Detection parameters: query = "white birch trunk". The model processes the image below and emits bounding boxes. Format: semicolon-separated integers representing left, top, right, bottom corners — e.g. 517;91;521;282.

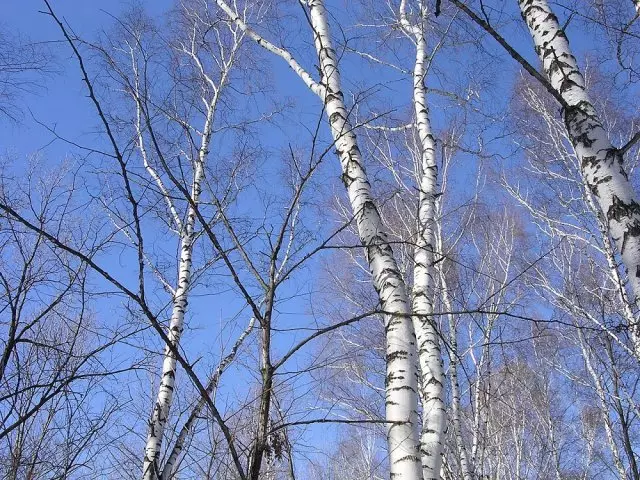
433;211;474;480
141;105;213;480
409;26;446;480
441;287;473;480
215;1;422;476
584;185;638;345
519;0;640;352
306;2;422;477
576;329;627;480
160;317;255;479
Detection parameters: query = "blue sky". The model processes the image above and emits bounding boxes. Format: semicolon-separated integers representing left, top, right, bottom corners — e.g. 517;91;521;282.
0;2;354;471
3;0;633;477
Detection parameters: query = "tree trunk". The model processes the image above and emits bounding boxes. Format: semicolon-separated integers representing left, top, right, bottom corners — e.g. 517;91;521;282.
247;304;274;480
409;27;446;480
577;329;627;479
160;317;255;479
605;338;640;480
214;0;422;475
519;0;640;351
307;1;422;477
142;105;213;480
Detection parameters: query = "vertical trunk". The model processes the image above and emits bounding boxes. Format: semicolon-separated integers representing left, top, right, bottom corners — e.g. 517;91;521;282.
471;315;493;474
442;307;473;478
142;106;213;480
307;1;422;477
410;29;446;480
547;412;562;480
443;303;472;480
161;317;255;479
605;338;640;480
247;305;274;480
519;0;640;352
583;186;640;361
434;215;473;480
577;329;627;479
215;1;422;475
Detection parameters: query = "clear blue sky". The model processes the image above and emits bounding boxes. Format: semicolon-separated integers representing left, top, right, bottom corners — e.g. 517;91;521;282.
3;1;623;477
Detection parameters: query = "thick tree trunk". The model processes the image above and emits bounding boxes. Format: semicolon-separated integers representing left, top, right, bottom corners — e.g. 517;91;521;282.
519;0;640;350
307;1;422;477
141;107;213;480
410;31;446;480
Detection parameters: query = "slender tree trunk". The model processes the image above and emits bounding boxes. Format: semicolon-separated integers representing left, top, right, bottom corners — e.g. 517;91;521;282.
410;29;446;480
306;1;422;477
473;312;494;465
142;105;213;480
443;296;472;480
160;318;255;479
247;301;275;480
518;0;640;352
215;1;422;476
577;329;627;479
605;338;640;480
434;213;473;480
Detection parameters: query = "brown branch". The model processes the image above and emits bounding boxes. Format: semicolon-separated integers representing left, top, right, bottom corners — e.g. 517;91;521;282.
620;130;640;156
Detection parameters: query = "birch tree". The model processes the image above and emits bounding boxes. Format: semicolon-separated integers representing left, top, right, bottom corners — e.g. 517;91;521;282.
518;0;640;351
4;1;640;479
214;1;423;477
7;4;253;477
2;2;424;477
125;10;246;478
504;69;640;478
444;0;640;356
505;71;640;354
398;3;446;477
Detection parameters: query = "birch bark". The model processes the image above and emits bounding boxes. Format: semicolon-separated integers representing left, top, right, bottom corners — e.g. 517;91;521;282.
440;275;473;480
519;0;640;352
399;3;446;478
141;102;213;480
213;1;422;476
306;2;422;476
160;317;255;479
